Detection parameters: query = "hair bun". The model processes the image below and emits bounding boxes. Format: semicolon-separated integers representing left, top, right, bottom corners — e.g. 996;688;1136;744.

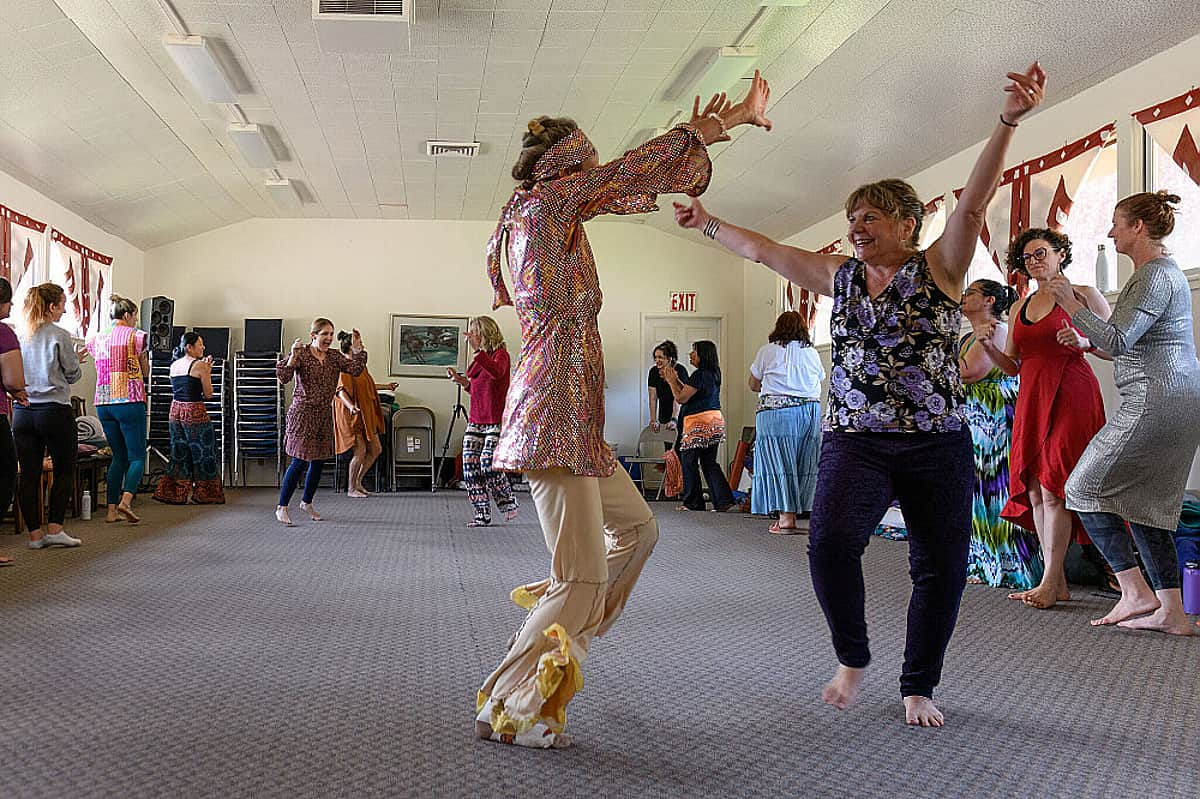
1157;190;1182;205
527;118;545;136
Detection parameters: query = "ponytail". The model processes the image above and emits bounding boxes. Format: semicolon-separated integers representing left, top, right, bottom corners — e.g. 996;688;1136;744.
23;282;65;332
173;331;201;360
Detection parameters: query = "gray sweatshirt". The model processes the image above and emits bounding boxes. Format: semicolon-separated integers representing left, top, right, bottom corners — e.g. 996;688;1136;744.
21;322;83;405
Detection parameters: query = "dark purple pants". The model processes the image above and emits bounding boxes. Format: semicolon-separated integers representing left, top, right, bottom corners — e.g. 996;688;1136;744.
808;430;973;698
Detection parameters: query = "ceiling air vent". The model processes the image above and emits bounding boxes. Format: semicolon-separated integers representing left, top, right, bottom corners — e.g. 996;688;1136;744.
426;141;480;158
312;0;410;53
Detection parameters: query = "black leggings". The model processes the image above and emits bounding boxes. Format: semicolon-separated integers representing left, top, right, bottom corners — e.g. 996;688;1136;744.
13;403;77;529
1077;511;1181;591
679;443;734;511
808;430;974;699
0;415;17;521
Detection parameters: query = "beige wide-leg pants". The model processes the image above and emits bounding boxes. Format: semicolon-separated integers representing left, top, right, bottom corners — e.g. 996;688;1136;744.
477;465;659;735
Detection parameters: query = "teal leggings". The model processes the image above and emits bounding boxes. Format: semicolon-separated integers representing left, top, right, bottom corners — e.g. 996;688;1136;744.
98;402;147;505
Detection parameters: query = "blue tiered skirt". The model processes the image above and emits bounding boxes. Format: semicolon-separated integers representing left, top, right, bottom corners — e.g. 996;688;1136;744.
751;401;821;515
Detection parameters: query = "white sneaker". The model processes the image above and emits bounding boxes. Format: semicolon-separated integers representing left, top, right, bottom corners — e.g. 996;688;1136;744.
31;531;82;548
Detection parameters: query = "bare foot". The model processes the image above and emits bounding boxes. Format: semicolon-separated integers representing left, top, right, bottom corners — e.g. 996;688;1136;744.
347;490;368;498
299;502;323;521
1117;608;1195;636
505;508;519;522
117;503;140;524
1006;589;1031;601
904;696;945;727
1091;594;1160;626
822;664;866;710
275;507;296;527
106;506;121;523
1020;583;1070;609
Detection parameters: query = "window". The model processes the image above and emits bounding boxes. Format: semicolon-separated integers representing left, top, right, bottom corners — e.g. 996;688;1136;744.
1061;143;1118;288
1147;130;1200;273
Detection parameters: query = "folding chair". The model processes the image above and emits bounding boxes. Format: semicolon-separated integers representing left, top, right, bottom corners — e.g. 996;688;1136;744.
622;425;678;499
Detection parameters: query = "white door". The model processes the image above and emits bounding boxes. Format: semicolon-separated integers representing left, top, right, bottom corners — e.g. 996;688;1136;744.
640;314;727;461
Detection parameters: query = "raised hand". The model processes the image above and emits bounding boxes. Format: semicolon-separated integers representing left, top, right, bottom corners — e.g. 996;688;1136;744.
1002;61;1046;125
970;315;997;343
291;338;305;354
672;197;709;230
731;69;772;131
350;328;363;351
690;92;730;127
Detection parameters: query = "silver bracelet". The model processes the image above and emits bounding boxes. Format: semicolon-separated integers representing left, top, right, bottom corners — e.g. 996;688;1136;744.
704;111;729;141
703;217;722;239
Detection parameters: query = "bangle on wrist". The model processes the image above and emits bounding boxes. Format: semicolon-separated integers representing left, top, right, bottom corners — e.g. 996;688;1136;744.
704;111;729;141
703;217;722;239
999;113;1018;128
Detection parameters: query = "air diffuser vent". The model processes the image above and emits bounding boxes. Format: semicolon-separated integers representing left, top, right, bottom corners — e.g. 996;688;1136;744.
316;0;407;17
426;141;480;158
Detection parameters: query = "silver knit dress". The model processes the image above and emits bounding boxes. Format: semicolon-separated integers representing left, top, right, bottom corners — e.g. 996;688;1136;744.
1065;257;1200;530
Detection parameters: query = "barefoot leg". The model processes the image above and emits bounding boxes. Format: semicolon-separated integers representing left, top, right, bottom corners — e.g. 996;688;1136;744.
1020;484;1072;609
821;664;866;711
904;695;945;727
1117;588;1195;636
1091;567;1159;626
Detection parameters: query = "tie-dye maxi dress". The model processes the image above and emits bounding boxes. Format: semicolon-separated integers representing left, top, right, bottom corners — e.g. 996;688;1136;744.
960;335;1042;589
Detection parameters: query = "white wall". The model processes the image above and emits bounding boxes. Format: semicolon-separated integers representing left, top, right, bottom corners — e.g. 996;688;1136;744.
0;166;145;405
744;33;1200;488
144;216;745;480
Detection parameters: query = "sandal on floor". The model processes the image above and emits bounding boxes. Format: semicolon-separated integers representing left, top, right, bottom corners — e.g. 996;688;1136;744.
768;522;802;535
467;519;491;528
117;504;140;524
0;555;14;567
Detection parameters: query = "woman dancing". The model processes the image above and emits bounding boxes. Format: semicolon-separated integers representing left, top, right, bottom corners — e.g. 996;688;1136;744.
153;332;225;505
674;64;1046;726
275;319;365;526
1052;191;1200;635
475;75;773;748
958;279;1040;590
332;330;394;498
975;228;1109;609
447;315;518;527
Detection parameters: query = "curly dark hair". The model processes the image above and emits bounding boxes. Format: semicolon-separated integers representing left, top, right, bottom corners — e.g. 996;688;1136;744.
653;340;678;362
511;116;579;188
1006;227;1073;277
767;311;811;346
337;329;353;354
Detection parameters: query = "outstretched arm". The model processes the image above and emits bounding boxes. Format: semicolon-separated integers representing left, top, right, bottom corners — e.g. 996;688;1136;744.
674;198;843;296
928;63;1046;290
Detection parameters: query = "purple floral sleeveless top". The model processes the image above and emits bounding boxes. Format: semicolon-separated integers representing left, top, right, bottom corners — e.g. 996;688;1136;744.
826;251;965;433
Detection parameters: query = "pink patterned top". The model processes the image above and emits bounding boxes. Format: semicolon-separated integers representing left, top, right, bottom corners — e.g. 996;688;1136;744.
87;323;148;405
487;124;712;476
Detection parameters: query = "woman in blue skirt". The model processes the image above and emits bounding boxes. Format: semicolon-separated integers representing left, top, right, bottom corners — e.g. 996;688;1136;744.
749;311;825;533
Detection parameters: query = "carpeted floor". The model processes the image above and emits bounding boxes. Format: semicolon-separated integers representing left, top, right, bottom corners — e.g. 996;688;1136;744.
1;489;1195;799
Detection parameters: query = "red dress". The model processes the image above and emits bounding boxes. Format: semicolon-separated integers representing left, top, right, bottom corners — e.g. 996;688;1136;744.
1001;301;1105;543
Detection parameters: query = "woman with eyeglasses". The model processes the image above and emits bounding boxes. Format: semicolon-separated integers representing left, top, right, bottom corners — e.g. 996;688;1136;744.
958;279;1040;591
972;228;1110;610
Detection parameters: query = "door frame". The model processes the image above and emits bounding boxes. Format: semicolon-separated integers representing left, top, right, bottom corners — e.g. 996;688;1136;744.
639;311;728;436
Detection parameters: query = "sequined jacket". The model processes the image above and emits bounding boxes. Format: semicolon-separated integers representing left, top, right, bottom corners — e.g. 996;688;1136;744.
487;124;712;476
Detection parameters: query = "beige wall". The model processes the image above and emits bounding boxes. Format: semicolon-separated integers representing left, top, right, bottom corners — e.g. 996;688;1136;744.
0;165;145;406
741;33;1200;488
143;216;745;478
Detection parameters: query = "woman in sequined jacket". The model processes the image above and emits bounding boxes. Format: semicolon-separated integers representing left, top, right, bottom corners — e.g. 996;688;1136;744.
474;74;774;749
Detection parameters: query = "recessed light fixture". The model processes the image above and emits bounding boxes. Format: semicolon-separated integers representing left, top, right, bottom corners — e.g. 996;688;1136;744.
162;34;238;103
227;123;276;168
265;178;302;209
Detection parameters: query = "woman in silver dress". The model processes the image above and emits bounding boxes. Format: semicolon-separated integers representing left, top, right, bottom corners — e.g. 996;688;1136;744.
1049;190;1200;635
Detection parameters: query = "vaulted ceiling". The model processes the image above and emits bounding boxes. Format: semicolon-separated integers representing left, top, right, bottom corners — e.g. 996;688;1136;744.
0;0;1197;250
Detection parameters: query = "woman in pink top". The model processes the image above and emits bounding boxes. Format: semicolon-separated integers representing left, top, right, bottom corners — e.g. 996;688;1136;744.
448;315;517;528
474;75;773;749
86;295;149;524
0;277;27;566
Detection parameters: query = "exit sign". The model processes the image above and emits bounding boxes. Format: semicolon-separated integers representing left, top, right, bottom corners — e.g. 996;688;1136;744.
670;291;697;312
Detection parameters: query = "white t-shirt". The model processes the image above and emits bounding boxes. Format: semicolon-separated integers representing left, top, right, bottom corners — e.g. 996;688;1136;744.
750;341;824;398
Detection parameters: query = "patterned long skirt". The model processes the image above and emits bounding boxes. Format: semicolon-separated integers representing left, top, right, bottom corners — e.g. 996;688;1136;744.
964;374;1040;589
154;401;225;505
462;422;517;525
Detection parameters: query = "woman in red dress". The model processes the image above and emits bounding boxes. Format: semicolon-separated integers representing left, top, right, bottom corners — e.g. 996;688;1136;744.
973;228;1109;609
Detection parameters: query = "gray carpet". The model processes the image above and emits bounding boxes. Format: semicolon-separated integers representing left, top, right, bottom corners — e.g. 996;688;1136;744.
1;489;1196;799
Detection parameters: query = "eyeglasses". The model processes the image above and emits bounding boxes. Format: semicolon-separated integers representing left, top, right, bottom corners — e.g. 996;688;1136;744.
962;287;982;297
1019;247;1058;264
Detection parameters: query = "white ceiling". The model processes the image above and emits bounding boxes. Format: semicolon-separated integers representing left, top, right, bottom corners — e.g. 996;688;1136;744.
0;0;1197;250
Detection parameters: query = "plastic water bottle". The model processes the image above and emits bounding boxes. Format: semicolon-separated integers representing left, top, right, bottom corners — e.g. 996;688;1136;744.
1184;561;1200;616
1094;244;1111;294
81;490;92;521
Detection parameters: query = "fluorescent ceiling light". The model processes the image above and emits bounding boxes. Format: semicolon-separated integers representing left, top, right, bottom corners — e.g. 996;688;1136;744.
265;178;302;209
669;46;759;103
163;34;237;103
760;1;813;6
228;123;276;168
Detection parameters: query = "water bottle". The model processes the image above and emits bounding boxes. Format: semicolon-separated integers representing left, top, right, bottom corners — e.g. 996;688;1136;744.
81;490;92;521
1184;561;1200;616
1094;244;1111;294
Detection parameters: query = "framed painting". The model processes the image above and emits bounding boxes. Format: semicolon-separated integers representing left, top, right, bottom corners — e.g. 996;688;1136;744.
390;314;469;378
